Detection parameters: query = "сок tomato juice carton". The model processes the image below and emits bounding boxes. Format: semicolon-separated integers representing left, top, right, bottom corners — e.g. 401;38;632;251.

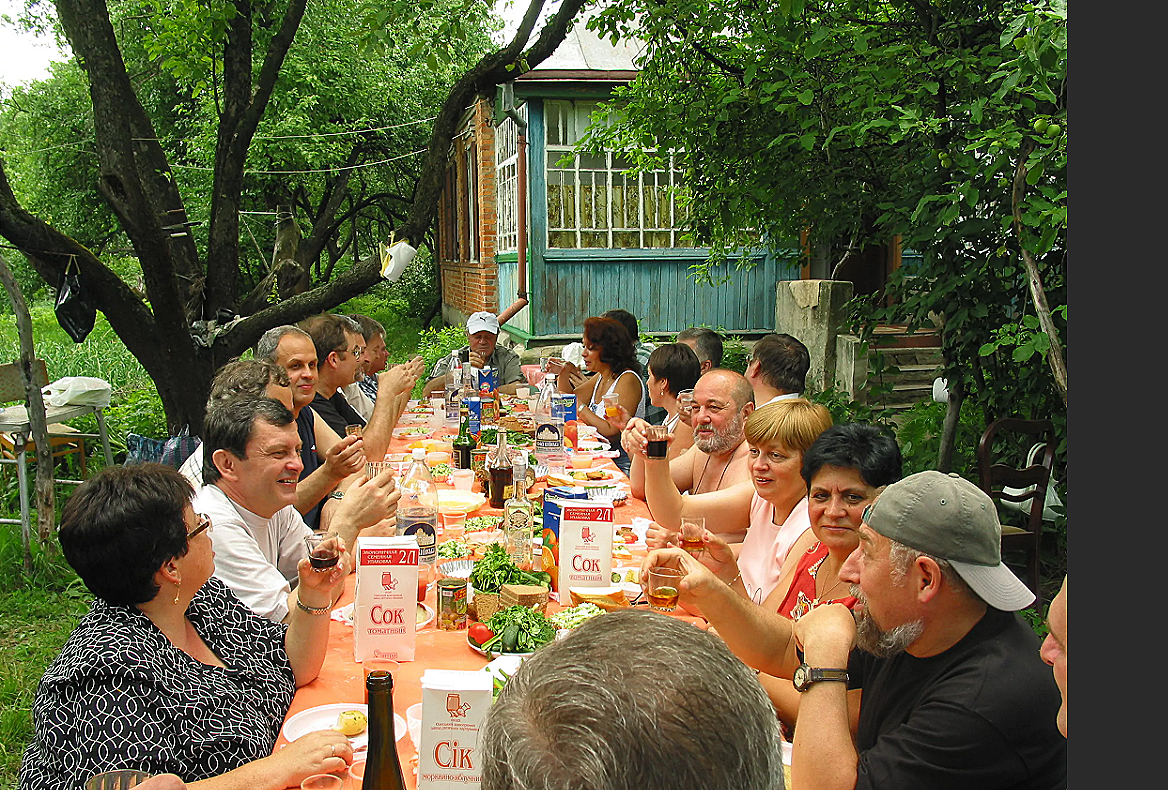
354;535;419;662
418;669;493;789
555;500;614;595
541;487;589;595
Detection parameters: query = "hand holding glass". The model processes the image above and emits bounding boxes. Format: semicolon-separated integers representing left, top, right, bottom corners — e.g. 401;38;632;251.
645;425;670;459
679;517;705;558
304;531;341;572
647;566;685;612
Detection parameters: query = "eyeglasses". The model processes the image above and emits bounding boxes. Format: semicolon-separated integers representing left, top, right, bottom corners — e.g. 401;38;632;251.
862;504;874;524
334;346;365;359
187;513;212;540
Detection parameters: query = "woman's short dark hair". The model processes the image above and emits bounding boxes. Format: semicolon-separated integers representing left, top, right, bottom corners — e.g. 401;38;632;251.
59;464;193;606
648;343;702;397
800;423;903;489
583;316;636;374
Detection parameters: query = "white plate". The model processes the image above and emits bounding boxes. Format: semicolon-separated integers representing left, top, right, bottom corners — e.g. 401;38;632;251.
417;602;434;629
281;704;405;750
392;426;432;438
434;490;487;513
547;469;622;487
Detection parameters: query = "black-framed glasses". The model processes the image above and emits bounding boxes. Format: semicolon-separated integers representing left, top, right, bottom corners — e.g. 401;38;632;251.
187;513;212;540
862;504;875;524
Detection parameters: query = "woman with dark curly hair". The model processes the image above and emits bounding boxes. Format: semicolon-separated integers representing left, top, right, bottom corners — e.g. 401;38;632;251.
557;316;645;472
20;464;353;790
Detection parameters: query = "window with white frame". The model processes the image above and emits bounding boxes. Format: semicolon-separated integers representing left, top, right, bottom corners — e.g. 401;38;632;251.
544;99;692;249
495;106;525;254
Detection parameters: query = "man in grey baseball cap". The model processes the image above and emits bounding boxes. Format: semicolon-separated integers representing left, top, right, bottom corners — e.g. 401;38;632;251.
421;311;525;398
644;469;1066;789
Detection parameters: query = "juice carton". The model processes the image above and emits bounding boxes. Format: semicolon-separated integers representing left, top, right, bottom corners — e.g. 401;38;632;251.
417;669;493;789
354;536;419;662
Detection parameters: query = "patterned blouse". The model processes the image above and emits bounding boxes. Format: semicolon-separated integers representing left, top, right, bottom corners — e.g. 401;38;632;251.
19;577;295;789
774;541;858;621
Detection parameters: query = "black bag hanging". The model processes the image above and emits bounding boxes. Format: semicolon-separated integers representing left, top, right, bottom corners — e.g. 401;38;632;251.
54;257;96;342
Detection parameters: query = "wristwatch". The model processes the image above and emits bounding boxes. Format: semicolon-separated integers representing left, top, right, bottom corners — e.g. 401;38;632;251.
792;663;849;692
327;490;345;500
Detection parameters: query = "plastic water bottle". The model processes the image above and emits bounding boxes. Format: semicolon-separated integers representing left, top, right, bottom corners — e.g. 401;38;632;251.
533;374;563;466
398;448;437;587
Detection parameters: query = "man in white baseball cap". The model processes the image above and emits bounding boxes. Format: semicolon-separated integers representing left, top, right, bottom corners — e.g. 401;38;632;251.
422;311;525;397
645;469;1066;790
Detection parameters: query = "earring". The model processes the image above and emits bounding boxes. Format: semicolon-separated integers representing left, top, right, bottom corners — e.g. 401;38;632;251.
173;583;181;605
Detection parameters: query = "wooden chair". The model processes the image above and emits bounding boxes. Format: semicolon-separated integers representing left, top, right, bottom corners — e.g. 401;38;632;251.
0;360;115;538
976;417;1056;609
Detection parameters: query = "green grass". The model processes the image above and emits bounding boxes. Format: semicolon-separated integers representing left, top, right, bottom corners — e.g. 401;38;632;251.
0;528;90;788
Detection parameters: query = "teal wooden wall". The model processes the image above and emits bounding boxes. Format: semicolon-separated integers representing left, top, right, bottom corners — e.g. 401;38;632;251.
499;96;802;340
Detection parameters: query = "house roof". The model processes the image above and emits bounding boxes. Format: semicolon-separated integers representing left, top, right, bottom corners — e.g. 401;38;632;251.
519;18;642;81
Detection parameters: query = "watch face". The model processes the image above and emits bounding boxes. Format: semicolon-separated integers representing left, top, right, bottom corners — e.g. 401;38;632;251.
793;664;808;689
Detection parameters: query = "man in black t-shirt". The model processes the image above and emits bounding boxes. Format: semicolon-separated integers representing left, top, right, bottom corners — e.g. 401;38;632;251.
646;470;1067;790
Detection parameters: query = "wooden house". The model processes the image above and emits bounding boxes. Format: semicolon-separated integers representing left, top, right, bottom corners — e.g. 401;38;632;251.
434;22;913;344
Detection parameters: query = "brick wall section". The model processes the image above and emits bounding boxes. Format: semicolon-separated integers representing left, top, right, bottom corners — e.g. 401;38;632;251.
437;97;501;317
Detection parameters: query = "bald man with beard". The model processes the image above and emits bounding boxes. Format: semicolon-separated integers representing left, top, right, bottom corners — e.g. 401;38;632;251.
623;369;756;543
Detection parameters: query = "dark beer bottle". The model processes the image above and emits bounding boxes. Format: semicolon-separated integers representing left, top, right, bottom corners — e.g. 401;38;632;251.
365;670;407;790
452;407;476;470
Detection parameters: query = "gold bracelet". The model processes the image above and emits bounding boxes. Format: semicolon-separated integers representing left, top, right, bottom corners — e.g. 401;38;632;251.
296;596;331;616
728;570;743;588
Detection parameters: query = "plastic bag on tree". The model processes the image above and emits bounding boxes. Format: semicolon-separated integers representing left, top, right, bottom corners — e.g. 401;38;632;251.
54;258;96;342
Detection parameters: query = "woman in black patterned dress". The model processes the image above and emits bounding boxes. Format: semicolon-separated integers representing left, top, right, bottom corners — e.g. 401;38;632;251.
20;464;353;790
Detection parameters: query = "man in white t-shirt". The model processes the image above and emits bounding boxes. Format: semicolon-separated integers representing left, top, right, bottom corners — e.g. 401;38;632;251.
194;397;398;622
747;333;810;407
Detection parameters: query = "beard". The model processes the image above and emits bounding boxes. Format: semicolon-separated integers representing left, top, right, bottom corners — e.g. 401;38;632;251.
694;409;745;455
851;585;924;657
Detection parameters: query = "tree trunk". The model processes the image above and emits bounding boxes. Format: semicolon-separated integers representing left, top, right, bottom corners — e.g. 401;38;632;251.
0;253;56;567
1012;143;1068;407
936;375;963;473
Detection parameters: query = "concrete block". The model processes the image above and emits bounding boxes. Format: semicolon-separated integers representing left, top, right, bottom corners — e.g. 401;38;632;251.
775;279;854;392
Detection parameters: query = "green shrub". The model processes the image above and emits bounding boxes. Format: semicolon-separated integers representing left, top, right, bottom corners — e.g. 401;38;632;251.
410;324;467;398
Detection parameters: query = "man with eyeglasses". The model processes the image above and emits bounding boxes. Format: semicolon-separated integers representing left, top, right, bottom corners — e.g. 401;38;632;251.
623;369;756;542
300;313;424;465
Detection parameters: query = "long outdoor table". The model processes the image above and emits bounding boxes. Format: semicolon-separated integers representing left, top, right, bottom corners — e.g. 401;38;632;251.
275;423;680;788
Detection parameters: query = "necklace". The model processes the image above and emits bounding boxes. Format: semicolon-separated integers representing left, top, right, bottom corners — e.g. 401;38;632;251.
694;452;732;494
813;556;849;603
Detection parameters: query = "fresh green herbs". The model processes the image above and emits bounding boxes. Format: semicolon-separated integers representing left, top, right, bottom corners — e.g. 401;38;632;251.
480;605;556;653
468;544;550;593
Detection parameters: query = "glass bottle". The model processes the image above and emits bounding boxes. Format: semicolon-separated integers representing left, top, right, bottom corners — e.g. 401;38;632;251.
487;429;514;509
503;459;534;570
452;406;476;470
533;373;563;466
399;447;437;598
365;670;407;790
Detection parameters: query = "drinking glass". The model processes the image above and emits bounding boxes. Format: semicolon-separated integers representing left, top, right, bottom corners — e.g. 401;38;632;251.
602;392;621;419
349;760;367;790
647;566;685;612
677;389;695;417
679;517;705;558
304;531;341;572
516;386;531;399
301;775;342;790
547;453;567;477
645;425;670;459
441;511;467;539
84;771;151;790
366;461;394;480
451;469;475;492
345;424;363;437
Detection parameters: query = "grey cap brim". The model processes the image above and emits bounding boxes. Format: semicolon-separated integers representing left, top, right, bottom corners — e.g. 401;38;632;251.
948;559;1035;611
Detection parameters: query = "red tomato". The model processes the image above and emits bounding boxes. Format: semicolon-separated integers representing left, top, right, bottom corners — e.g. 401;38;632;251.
469;623;494;645
564;420;579;447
